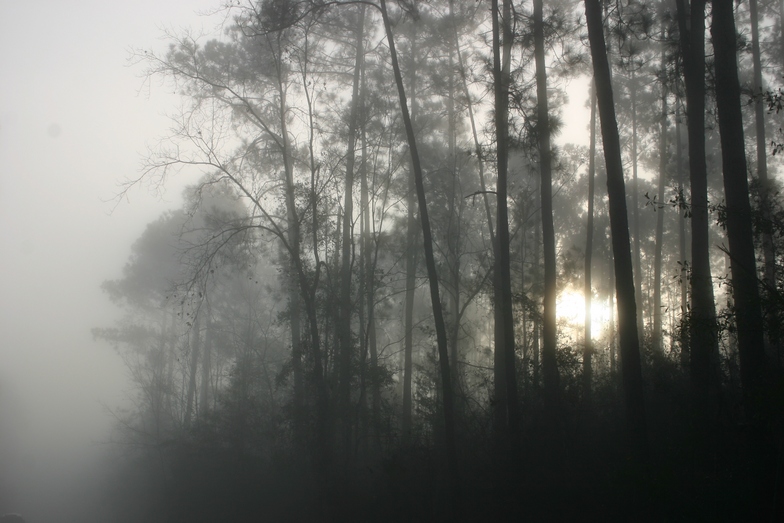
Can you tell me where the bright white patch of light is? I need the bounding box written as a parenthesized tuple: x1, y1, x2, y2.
(556, 287, 612, 340)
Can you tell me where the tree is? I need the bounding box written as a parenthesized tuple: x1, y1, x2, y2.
(337, 3, 366, 463)
(136, 9, 339, 470)
(400, 15, 420, 447)
(378, 0, 459, 501)
(652, 18, 669, 354)
(492, 0, 521, 455)
(534, 0, 561, 426)
(749, 0, 779, 352)
(98, 180, 254, 442)
(585, 0, 649, 463)
(584, 81, 597, 402)
(675, 0, 719, 400)
(710, 0, 767, 421)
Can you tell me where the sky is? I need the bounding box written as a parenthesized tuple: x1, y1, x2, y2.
(0, 1, 221, 519)
(0, 2, 592, 519)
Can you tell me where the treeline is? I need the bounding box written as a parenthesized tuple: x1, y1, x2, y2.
(96, 0, 784, 520)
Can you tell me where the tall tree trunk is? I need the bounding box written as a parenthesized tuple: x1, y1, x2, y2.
(453, 13, 494, 242)
(401, 194, 417, 444)
(449, 1, 503, 436)
(184, 311, 201, 428)
(199, 300, 212, 413)
(750, 0, 779, 352)
(675, 93, 689, 366)
(585, 0, 649, 464)
(338, 4, 366, 463)
(302, 282, 331, 472)
(279, 52, 331, 473)
(630, 72, 645, 345)
(357, 37, 379, 450)
(492, 0, 521, 450)
(447, 34, 461, 403)
(379, 0, 459, 499)
(533, 194, 542, 390)
(521, 222, 529, 398)
(164, 311, 177, 432)
(710, 0, 767, 419)
(675, 0, 720, 398)
(608, 259, 616, 374)
(781, 0, 784, 71)
(534, 0, 560, 420)
(289, 209, 305, 450)
(278, 45, 307, 448)
(584, 81, 597, 403)
(401, 24, 419, 446)
(653, 29, 668, 355)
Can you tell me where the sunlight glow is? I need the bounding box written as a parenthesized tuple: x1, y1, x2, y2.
(556, 287, 612, 340)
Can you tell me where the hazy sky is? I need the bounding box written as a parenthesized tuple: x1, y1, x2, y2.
(0, 1, 219, 518)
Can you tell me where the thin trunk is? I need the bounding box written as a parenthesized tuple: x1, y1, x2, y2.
(401, 24, 419, 445)
(280, 47, 331, 472)
(653, 30, 668, 355)
(380, 0, 458, 496)
(199, 300, 212, 414)
(165, 311, 176, 427)
(450, 2, 504, 436)
(447, 29, 461, 399)
(280, 44, 306, 447)
(493, 0, 521, 450)
(585, 0, 649, 464)
(533, 196, 542, 390)
(358, 35, 379, 448)
(630, 72, 645, 345)
(493, 283, 507, 439)
(522, 224, 529, 397)
(584, 81, 597, 402)
(402, 198, 416, 444)
(781, 0, 784, 72)
(609, 260, 616, 374)
(711, 0, 767, 419)
(454, 15, 495, 242)
(455, 22, 501, 421)
(676, 95, 689, 366)
(290, 213, 305, 448)
(750, 0, 779, 351)
(338, 4, 366, 462)
(302, 284, 331, 472)
(534, 0, 560, 419)
(676, 0, 720, 398)
(184, 312, 201, 428)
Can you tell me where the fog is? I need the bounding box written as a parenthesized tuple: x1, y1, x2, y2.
(0, 2, 216, 520)
(2, 0, 781, 521)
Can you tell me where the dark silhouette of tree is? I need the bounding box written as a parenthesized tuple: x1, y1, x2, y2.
(585, 0, 649, 464)
(652, 18, 669, 355)
(534, 0, 561, 428)
(749, 0, 779, 354)
(491, 0, 521, 457)
(675, 0, 720, 401)
(379, 0, 459, 504)
(710, 0, 767, 421)
(337, 4, 366, 464)
(584, 82, 597, 403)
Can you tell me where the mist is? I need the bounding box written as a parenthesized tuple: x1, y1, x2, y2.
(0, 1, 215, 521)
(2, 0, 783, 521)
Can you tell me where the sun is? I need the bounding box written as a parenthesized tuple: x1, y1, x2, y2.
(556, 287, 612, 340)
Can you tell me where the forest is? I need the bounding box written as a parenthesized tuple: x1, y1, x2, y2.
(95, 0, 784, 520)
